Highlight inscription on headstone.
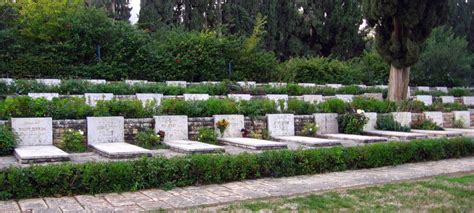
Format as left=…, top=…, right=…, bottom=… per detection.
left=183, top=93, right=210, bottom=101
left=154, top=116, right=188, bottom=142
left=424, top=111, right=444, bottom=126
left=228, top=94, right=252, bottom=101
left=268, top=82, right=287, bottom=87
left=166, top=81, right=187, bottom=88
left=416, top=95, right=433, bottom=106
left=267, top=114, right=295, bottom=137
left=441, top=96, right=455, bottom=104
left=213, top=114, right=245, bottom=138
left=453, top=111, right=471, bottom=128
left=87, top=117, right=124, bottom=145
left=335, top=94, right=354, bottom=103
left=462, top=96, right=474, bottom=106
left=84, top=93, right=114, bottom=106
left=85, top=79, right=106, bottom=85
left=36, top=79, right=61, bottom=86
left=11, top=117, right=52, bottom=146
left=302, top=95, right=323, bottom=104
left=391, top=112, right=412, bottom=127
left=313, top=113, right=338, bottom=134
left=136, top=93, right=163, bottom=106
left=125, top=80, right=148, bottom=85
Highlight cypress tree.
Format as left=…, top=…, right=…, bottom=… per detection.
left=362, top=0, right=449, bottom=101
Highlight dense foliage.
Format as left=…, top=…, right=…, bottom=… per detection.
left=376, top=114, right=411, bottom=132
left=0, top=137, right=472, bottom=200
left=0, top=126, right=16, bottom=156
left=58, top=129, right=87, bottom=153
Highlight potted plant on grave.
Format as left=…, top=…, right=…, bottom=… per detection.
left=216, top=119, right=230, bottom=138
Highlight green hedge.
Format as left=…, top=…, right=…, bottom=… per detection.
left=0, top=137, right=472, bottom=200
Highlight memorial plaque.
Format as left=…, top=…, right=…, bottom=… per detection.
left=417, top=86, right=430, bottom=92
left=125, top=80, right=148, bottom=85
left=391, top=112, right=412, bottom=127
left=0, top=78, right=14, bottom=85
left=11, top=117, right=52, bottom=146
left=416, top=95, right=433, bottom=106
left=298, top=83, right=316, bottom=87
left=136, top=93, right=163, bottom=106
left=236, top=81, right=256, bottom=88
left=462, top=96, right=474, bottom=106
left=424, top=111, right=444, bottom=126
left=154, top=116, right=189, bottom=142
left=302, top=95, right=323, bottom=103
left=363, top=112, right=377, bottom=131
left=335, top=94, right=354, bottom=102
left=362, top=93, right=384, bottom=101
left=87, top=117, right=124, bottom=145
left=435, top=87, right=448, bottom=93
left=228, top=94, right=252, bottom=101
left=183, top=93, right=209, bottom=101
left=166, top=81, right=187, bottom=88
left=266, top=94, right=288, bottom=111
left=268, top=82, right=287, bottom=87
left=266, top=114, right=295, bottom=137
left=28, top=93, right=59, bottom=101
left=85, top=79, right=106, bottom=85
left=84, top=93, right=114, bottom=106
left=36, top=79, right=61, bottom=86
left=313, top=113, right=339, bottom=134
left=441, top=96, right=455, bottom=104
left=326, top=84, right=342, bottom=89
left=453, top=111, right=471, bottom=128
left=213, top=114, right=245, bottom=138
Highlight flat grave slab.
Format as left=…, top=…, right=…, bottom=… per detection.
left=84, top=93, right=114, bottom=106
left=28, top=93, right=59, bottom=100
left=136, top=93, right=163, bottom=106
left=154, top=116, right=189, bottom=142
left=415, top=95, right=432, bottom=106
left=36, top=79, right=61, bottom=86
left=453, top=111, right=471, bottom=128
left=462, top=96, right=474, bottom=106
left=213, top=114, right=245, bottom=138
left=391, top=112, right=412, bottom=127
left=164, top=140, right=224, bottom=154
left=313, top=113, right=339, bottom=134
left=302, top=95, right=323, bottom=103
left=266, top=114, right=295, bottom=137
left=14, top=145, right=69, bottom=164
left=272, top=136, right=341, bottom=147
left=335, top=94, right=354, bottom=102
left=411, top=129, right=462, bottom=137
left=364, top=129, right=427, bottom=140
left=11, top=117, right=53, bottom=146
left=89, top=143, right=151, bottom=159
left=218, top=138, right=287, bottom=150
left=228, top=94, right=251, bottom=101
left=322, top=133, right=388, bottom=143
left=441, top=96, right=455, bottom=104
left=423, top=111, right=444, bottom=126
left=183, top=93, right=209, bottom=101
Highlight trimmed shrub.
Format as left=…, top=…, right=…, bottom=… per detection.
left=135, top=128, right=163, bottom=149
left=411, top=118, right=444, bottom=130
left=58, top=129, right=86, bottom=153
left=376, top=114, right=411, bottom=132
left=0, top=126, right=17, bottom=156
left=337, top=111, right=368, bottom=134
left=197, top=128, right=218, bottom=145
left=0, top=138, right=471, bottom=200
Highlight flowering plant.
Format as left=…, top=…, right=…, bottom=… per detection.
left=337, top=109, right=368, bottom=135
left=216, top=119, right=230, bottom=137
left=301, top=123, right=319, bottom=137
left=58, top=129, right=86, bottom=153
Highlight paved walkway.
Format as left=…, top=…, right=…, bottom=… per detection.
left=1, top=157, right=473, bottom=212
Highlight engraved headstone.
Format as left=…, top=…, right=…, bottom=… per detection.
left=166, top=81, right=187, bottom=88
left=85, top=79, right=106, bottom=85
left=441, top=96, right=455, bottom=104
left=183, top=93, right=209, bottom=101
left=201, top=81, right=220, bottom=85
left=87, top=117, right=124, bottom=145
left=213, top=114, right=245, bottom=138
left=326, top=84, right=343, bottom=89
left=313, top=113, right=338, bottom=134
left=266, top=94, right=288, bottom=111
left=236, top=81, right=256, bottom=88
left=453, top=111, right=471, bottom=128
left=266, top=114, right=295, bottom=137
left=268, top=82, right=287, bottom=87
left=435, top=87, right=448, bottom=93
left=36, top=79, right=61, bottom=86
left=363, top=112, right=377, bottom=131
left=423, top=111, right=444, bottom=126
left=335, top=94, right=354, bottom=102
left=462, top=96, right=474, bottom=106
left=11, top=117, right=52, bottom=146
left=154, top=115, right=189, bottom=142
left=136, top=93, right=163, bottom=106
left=362, top=93, right=384, bottom=101
left=302, top=95, right=323, bottom=103
left=375, top=85, right=388, bottom=89
left=298, top=83, right=316, bottom=87
left=391, top=112, right=412, bottom=127
left=84, top=93, right=114, bottom=106
left=125, top=80, right=148, bottom=85
left=417, top=86, right=430, bottom=92
left=415, top=95, right=433, bottom=106
left=28, top=93, right=59, bottom=101
left=228, top=94, right=252, bottom=101
left=0, top=78, right=14, bottom=85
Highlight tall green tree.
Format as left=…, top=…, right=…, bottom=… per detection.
left=362, top=0, right=449, bottom=101
left=87, top=0, right=132, bottom=21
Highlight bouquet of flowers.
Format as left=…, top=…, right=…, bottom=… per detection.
left=216, top=119, right=230, bottom=137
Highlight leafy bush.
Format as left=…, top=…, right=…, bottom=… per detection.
left=376, top=114, right=411, bottom=132
left=0, top=126, right=16, bottom=156
left=94, top=99, right=158, bottom=118
left=135, top=128, right=163, bottom=149
left=197, top=128, right=218, bottom=145
left=301, top=123, right=319, bottom=137
left=351, top=97, right=396, bottom=113
left=349, top=48, right=389, bottom=85
left=337, top=111, right=368, bottom=134
left=0, top=138, right=472, bottom=200
left=58, top=129, right=86, bottom=153
left=318, top=99, right=347, bottom=114
left=449, top=88, right=470, bottom=97
left=410, top=118, right=444, bottom=130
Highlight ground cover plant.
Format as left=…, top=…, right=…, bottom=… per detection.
left=135, top=128, right=164, bottom=149
left=411, top=118, right=444, bottom=130
left=0, top=137, right=472, bottom=200
left=0, top=126, right=16, bottom=156
left=57, top=129, right=87, bottom=153
left=376, top=114, right=411, bottom=132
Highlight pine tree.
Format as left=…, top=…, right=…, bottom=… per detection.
left=362, top=0, right=449, bottom=101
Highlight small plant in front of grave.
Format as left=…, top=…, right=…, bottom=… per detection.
left=58, top=129, right=87, bottom=153
left=135, top=128, right=164, bottom=149
left=216, top=119, right=230, bottom=138
left=0, top=126, right=17, bottom=156
left=261, top=128, right=270, bottom=140
left=411, top=118, right=444, bottom=130
left=453, top=118, right=466, bottom=128
left=197, top=128, right=218, bottom=145
left=337, top=109, right=368, bottom=135
left=241, top=128, right=250, bottom=138
left=376, top=114, right=411, bottom=132
left=301, top=123, right=319, bottom=137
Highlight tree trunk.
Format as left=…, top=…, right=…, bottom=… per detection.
left=387, top=65, right=410, bottom=102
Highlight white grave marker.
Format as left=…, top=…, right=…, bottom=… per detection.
left=228, top=94, right=252, bottom=101
left=85, top=79, right=106, bottom=85
left=298, top=83, right=316, bottom=87
left=0, top=78, right=14, bottom=85
left=166, top=81, right=187, bottom=88
left=266, top=114, right=295, bottom=137
left=154, top=116, right=189, bottom=142
left=423, top=111, right=444, bottom=126
left=462, top=96, right=474, bottom=106
left=362, top=93, right=384, bottom=101
left=302, top=95, right=323, bottom=103
left=435, top=87, right=448, bottom=93
left=415, top=95, right=433, bottom=106
left=266, top=94, right=289, bottom=111
left=87, top=117, right=124, bottom=145
left=335, top=94, right=354, bottom=103
left=213, top=115, right=245, bottom=138
left=441, top=96, right=455, bottom=104
left=11, top=117, right=52, bottom=146
left=363, top=112, right=377, bottom=131
left=136, top=93, right=163, bottom=106
left=417, top=86, right=430, bottom=92
left=125, top=80, right=148, bottom=85
left=326, top=84, right=343, bottom=89
left=237, top=81, right=256, bottom=88
left=268, top=82, right=287, bottom=87
left=391, top=112, right=412, bottom=127
left=453, top=111, right=471, bottom=128
left=313, top=113, right=339, bottom=134
left=28, top=93, right=59, bottom=101
left=84, top=93, right=114, bottom=106
left=183, top=93, right=209, bottom=101
left=36, top=79, right=61, bottom=86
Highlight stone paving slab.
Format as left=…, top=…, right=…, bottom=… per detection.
left=364, top=130, right=428, bottom=140
left=1, top=157, right=472, bottom=212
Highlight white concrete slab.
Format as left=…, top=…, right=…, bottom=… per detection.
left=435, top=87, right=448, bottom=93
left=313, top=113, right=339, bottom=134
left=27, top=93, right=59, bottom=101
left=36, top=79, right=61, bottom=86
left=86, top=117, right=124, bottom=145
left=218, top=138, right=287, bottom=150
left=11, top=117, right=53, bottom=146
left=266, top=94, right=288, bottom=111
left=266, top=114, right=295, bottom=137
left=136, top=93, right=163, bottom=106
left=391, top=112, right=412, bottom=127
left=228, top=94, right=252, bottom=101
left=441, top=96, right=455, bottom=104
left=0, top=78, right=14, bottom=85
left=362, top=93, right=384, bottom=101
left=453, top=111, right=471, bottom=128
left=164, top=140, right=224, bottom=153
left=183, top=93, right=209, bottom=101
left=326, top=84, right=343, bottom=89
left=335, top=94, right=354, bottom=103
left=302, top=95, right=323, bottom=104
left=213, top=115, right=245, bottom=138
left=415, top=95, right=433, bottom=106
left=417, top=86, right=430, bottom=92
left=363, top=112, right=377, bottom=131
left=89, top=143, right=151, bottom=158
left=411, top=129, right=462, bottom=137
left=85, top=79, right=106, bottom=84
left=364, top=130, right=427, bottom=140
left=14, top=145, right=69, bottom=164
left=268, top=82, right=287, bottom=87
left=166, top=81, right=187, bottom=88
left=423, top=111, right=444, bottom=126
left=84, top=93, right=114, bottom=106
left=154, top=115, right=189, bottom=142
left=125, top=80, right=148, bottom=85
left=237, top=81, right=256, bottom=88
left=272, top=136, right=341, bottom=147
left=375, top=85, right=388, bottom=89
left=462, top=96, right=474, bottom=106
left=322, top=134, right=388, bottom=143
left=298, top=83, right=316, bottom=87
left=444, top=128, right=474, bottom=135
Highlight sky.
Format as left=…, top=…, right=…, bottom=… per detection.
left=129, top=0, right=140, bottom=24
